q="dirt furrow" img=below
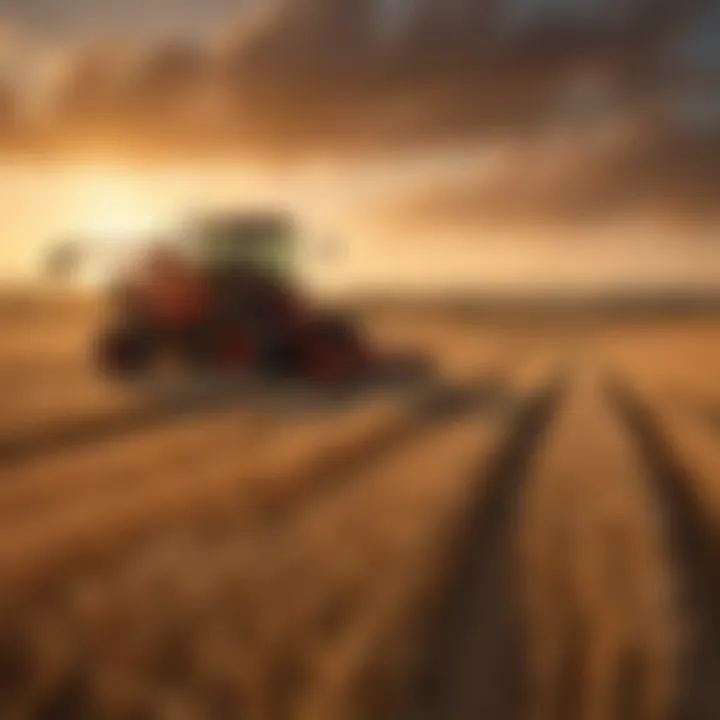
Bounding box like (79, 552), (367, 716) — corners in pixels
(609, 379), (720, 720)
(405, 373), (566, 720)
(0, 371), (509, 602)
(0, 359), (533, 719)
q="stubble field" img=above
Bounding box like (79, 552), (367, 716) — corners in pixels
(0, 298), (719, 720)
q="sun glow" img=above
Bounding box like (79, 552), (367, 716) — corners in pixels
(68, 166), (172, 244)
(51, 165), (180, 287)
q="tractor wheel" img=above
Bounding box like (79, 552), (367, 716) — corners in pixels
(304, 318), (369, 385)
(307, 346), (363, 384)
(216, 330), (258, 372)
(96, 325), (156, 380)
(259, 334), (300, 378)
(178, 325), (219, 372)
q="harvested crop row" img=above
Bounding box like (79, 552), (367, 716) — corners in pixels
(518, 367), (680, 720)
(0, 366), (539, 720)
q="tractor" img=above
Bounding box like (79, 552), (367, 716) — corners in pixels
(51, 212), (373, 385)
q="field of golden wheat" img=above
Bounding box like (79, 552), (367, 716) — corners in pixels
(0, 298), (718, 720)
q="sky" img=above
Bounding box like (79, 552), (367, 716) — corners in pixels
(0, 0), (255, 41)
(0, 0), (718, 292)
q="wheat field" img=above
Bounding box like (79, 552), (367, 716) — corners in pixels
(0, 299), (718, 720)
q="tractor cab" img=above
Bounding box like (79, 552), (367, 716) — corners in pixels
(181, 212), (297, 283)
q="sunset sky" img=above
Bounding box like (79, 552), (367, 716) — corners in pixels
(0, 0), (718, 292)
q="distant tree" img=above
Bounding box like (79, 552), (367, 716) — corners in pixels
(44, 239), (85, 280)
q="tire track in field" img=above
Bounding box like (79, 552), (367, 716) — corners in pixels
(98, 351), (522, 576)
(608, 378), (720, 720)
(0, 367), (526, 720)
(0, 407), (267, 521)
(0, 345), (513, 521)
(0, 391), (201, 468)
(207, 393), (530, 720)
(0, 379), (399, 469)
(0, 357), (510, 469)
(0, 317), (489, 465)
(520, 370), (680, 720)
(406, 375), (567, 720)
(249, 375), (514, 524)
(0, 370), (514, 601)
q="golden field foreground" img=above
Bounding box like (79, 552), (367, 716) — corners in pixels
(0, 297), (719, 720)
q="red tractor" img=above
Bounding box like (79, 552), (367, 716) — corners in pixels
(106, 213), (373, 384)
(54, 213), (373, 385)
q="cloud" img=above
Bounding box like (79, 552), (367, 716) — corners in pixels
(0, 0), (716, 225)
(0, 76), (16, 125)
(376, 120), (720, 227)
(207, 0), (696, 158)
(1, 0), (697, 157)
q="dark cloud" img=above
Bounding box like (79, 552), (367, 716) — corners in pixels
(0, 0), (255, 41)
(213, 0), (680, 156)
(0, 76), (15, 124)
(7, 0), (699, 157)
(0, 0), (716, 223)
(378, 121), (720, 227)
